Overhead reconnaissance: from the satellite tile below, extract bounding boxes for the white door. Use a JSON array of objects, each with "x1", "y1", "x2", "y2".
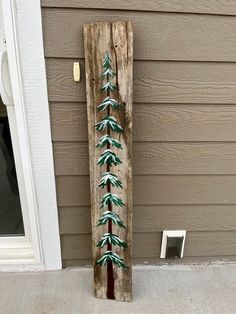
[
  {"x1": 0, "y1": 94, "x2": 25, "y2": 236},
  {"x1": 0, "y1": 1, "x2": 40, "y2": 267},
  {"x1": 0, "y1": 0, "x2": 61, "y2": 271},
  {"x1": 0, "y1": 5, "x2": 30, "y2": 238}
]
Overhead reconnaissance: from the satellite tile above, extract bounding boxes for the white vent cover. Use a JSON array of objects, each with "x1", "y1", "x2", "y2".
[{"x1": 160, "y1": 230, "x2": 186, "y2": 259}]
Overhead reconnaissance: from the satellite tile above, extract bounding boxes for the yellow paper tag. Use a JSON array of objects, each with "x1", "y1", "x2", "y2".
[{"x1": 73, "y1": 62, "x2": 80, "y2": 82}]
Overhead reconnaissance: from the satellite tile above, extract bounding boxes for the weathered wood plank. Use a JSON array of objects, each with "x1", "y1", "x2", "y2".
[
  {"x1": 83, "y1": 21, "x2": 133, "y2": 301},
  {"x1": 42, "y1": 8, "x2": 236, "y2": 61},
  {"x1": 41, "y1": 0, "x2": 236, "y2": 16},
  {"x1": 46, "y1": 59, "x2": 236, "y2": 104},
  {"x1": 53, "y1": 142, "x2": 236, "y2": 175},
  {"x1": 50, "y1": 103, "x2": 236, "y2": 142},
  {"x1": 56, "y1": 175, "x2": 236, "y2": 206},
  {"x1": 61, "y1": 231, "x2": 236, "y2": 260},
  {"x1": 59, "y1": 205, "x2": 236, "y2": 234}
]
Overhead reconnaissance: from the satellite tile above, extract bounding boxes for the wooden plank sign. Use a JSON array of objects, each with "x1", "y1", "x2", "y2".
[{"x1": 83, "y1": 21, "x2": 133, "y2": 301}]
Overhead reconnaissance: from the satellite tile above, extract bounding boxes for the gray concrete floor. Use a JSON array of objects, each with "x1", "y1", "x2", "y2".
[{"x1": 1, "y1": 264, "x2": 236, "y2": 314}]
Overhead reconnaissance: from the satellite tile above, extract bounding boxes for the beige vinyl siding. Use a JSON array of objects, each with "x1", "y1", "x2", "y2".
[
  {"x1": 56, "y1": 176, "x2": 236, "y2": 206},
  {"x1": 53, "y1": 142, "x2": 236, "y2": 175},
  {"x1": 41, "y1": 0, "x2": 236, "y2": 16},
  {"x1": 61, "y1": 232, "x2": 236, "y2": 260},
  {"x1": 42, "y1": 9, "x2": 236, "y2": 61},
  {"x1": 41, "y1": 1, "x2": 236, "y2": 266},
  {"x1": 50, "y1": 103, "x2": 236, "y2": 142},
  {"x1": 46, "y1": 59, "x2": 236, "y2": 103},
  {"x1": 59, "y1": 205, "x2": 236, "y2": 234}
]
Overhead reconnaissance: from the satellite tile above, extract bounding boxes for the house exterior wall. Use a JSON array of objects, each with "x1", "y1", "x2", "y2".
[{"x1": 41, "y1": 0, "x2": 236, "y2": 267}]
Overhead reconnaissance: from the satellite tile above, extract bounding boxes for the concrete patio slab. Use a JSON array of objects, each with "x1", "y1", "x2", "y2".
[{"x1": 1, "y1": 263, "x2": 236, "y2": 314}]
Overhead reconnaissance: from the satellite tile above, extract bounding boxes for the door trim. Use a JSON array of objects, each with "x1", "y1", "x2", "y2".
[{"x1": 0, "y1": 0, "x2": 61, "y2": 271}]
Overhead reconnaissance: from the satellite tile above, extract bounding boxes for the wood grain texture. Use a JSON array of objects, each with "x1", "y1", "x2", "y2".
[
  {"x1": 61, "y1": 231, "x2": 236, "y2": 260},
  {"x1": 56, "y1": 175, "x2": 236, "y2": 206},
  {"x1": 83, "y1": 21, "x2": 133, "y2": 301},
  {"x1": 59, "y1": 205, "x2": 236, "y2": 234},
  {"x1": 50, "y1": 103, "x2": 236, "y2": 142},
  {"x1": 54, "y1": 142, "x2": 236, "y2": 175},
  {"x1": 41, "y1": 0, "x2": 236, "y2": 16},
  {"x1": 42, "y1": 8, "x2": 236, "y2": 61},
  {"x1": 46, "y1": 59, "x2": 236, "y2": 104}
]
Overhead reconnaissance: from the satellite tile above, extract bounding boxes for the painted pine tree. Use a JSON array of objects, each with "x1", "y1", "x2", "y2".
[{"x1": 95, "y1": 51, "x2": 128, "y2": 299}]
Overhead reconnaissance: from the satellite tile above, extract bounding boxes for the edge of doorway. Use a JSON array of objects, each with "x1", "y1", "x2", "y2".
[{"x1": 0, "y1": 0, "x2": 62, "y2": 272}]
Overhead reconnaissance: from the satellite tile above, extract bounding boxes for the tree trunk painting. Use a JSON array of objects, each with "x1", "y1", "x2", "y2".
[{"x1": 83, "y1": 21, "x2": 133, "y2": 301}]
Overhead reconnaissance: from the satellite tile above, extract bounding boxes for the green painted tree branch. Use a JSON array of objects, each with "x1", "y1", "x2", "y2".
[
  {"x1": 96, "y1": 251, "x2": 128, "y2": 269},
  {"x1": 97, "y1": 211, "x2": 125, "y2": 228},
  {"x1": 98, "y1": 172, "x2": 123, "y2": 189},
  {"x1": 96, "y1": 135, "x2": 122, "y2": 149},
  {"x1": 95, "y1": 51, "x2": 128, "y2": 271},
  {"x1": 95, "y1": 116, "x2": 123, "y2": 133}
]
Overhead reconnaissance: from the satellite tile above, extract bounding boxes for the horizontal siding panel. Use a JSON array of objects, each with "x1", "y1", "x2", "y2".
[
  {"x1": 63, "y1": 259, "x2": 92, "y2": 267},
  {"x1": 54, "y1": 142, "x2": 236, "y2": 175},
  {"x1": 46, "y1": 59, "x2": 236, "y2": 103},
  {"x1": 41, "y1": 0, "x2": 236, "y2": 15},
  {"x1": 41, "y1": 0, "x2": 236, "y2": 16},
  {"x1": 56, "y1": 175, "x2": 236, "y2": 206},
  {"x1": 54, "y1": 142, "x2": 88, "y2": 176},
  {"x1": 61, "y1": 233, "x2": 161, "y2": 260},
  {"x1": 50, "y1": 103, "x2": 236, "y2": 142},
  {"x1": 42, "y1": 9, "x2": 236, "y2": 61},
  {"x1": 186, "y1": 232, "x2": 236, "y2": 257},
  {"x1": 63, "y1": 256, "x2": 236, "y2": 267},
  {"x1": 50, "y1": 103, "x2": 88, "y2": 142},
  {"x1": 61, "y1": 231, "x2": 236, "y2": 260},
  {"x1": 59, "y1": 205, "x2": 236, "y2": 234},
  {"x1": 61, "y1": 234, "x2": 92, "y2": 260},
  {"x1": 59, "y1": 207, "x2": 91, "y2": 234}
]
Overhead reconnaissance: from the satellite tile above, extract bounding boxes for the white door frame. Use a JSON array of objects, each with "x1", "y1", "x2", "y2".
[{"x1": 0, "y1": 0, "x2": 61, "y2": 271}]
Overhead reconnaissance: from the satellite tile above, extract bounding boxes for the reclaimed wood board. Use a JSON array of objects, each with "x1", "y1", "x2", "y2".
[{"x1": 83, "y1": 21, "x2": 133, "y2": 301}]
